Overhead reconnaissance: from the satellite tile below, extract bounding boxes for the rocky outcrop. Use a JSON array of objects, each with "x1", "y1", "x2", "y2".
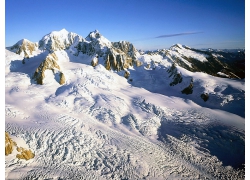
[
  {"x1": 124, "y1": 71, "x2": 130, "y2": 79},
  {"x1": 10, "y1": 39, "x2": 38, "y2": 58},
  {"x1": 33, "y1": 52, "x2": 61, "y2": 85},
  {"x1": 5, "y1": 132, "x2": 17, "y2": 155},
  {"x1": 59, "y1": 72, "x2": 66, "y2": 85},
  {"x1": 76, "y1": 41, "x2": 96, "y2": 56},
  {"x1": 181, "y1": 82, "x2": 194, "y2": 94},
  {"x1": 168, "y1": 63, "x2": 183, "y2": 86},
  {"x1": 201, "y1": 93, "x2": 209, "y2": 101},
  {"x1": 170, "y1": 73, "x2": 183, "y2": 86},
  {"x1": 5, "y1": 132, "x2": 35, "y2": 160},
  {"x1": 112, "y1": 41, "x2": 138, "y2": 61},
  {"x1": 134, "y1": 60, "x2": 143, "y2": 67},
  {"x1": 91, "y1": 57, "x2": 99, "y2": 67},
  {"x1": 16, "y1": 147, "x2": 35, "y2": 160},
  {"x1": 104, "y1": 49, "x2": 132, "y2": 71},
  {"x1": 75, "y1": 31, "x2": 139, "y2": 71},
  {"x1": 145, "y1": 64, "x2": 151, "y2": 69},
  {"x1": 84, "y1": 30, "x2": 112, "y2": 57}
]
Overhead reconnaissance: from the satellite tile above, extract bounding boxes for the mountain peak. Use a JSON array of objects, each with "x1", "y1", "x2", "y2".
[
  {"x1": 16, "y1": 38, "x2": 32, "y2": 45},
  {"x1": 59, "y1": 28, "x2": 68, "y2": 33},
  {"x1": 10, "y1": 38, "x2": 38, "y2": 57},
  {"x1": 39, "y1": 29, "x2": 83, "y2": 51},
  {"x1": 86, "y1": 30, "x2": 102, "y2": 41},
  {"x1": 93, "y1": 29, "x2": 99, "y2": 33},
  {"x1": 50, "y1": 28, "x2": 69, "y2": 36}
]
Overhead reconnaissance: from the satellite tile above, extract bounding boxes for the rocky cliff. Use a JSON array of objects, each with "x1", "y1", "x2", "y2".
[
  {"x1": 10, "y1": 39, "x2": 38, "y2": 58},
  {"x1": 5, "y1": 132, "x2": 35, "y2": 160},
  {"x1": 33, "y1": 52, "x2": 65, "y2": 85}
]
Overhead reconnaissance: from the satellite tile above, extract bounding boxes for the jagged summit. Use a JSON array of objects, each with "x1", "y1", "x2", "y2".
[
  {"x1": 85, "y1": 29, "x2": 112, "y2": 48},
  {"x1": 86, "y1": 29, "x2": 101, "y2": 40}
]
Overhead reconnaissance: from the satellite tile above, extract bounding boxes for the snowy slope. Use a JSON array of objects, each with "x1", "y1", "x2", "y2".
[{"x1": 5, "y1": 30, "x2": 245, "y2": 179}]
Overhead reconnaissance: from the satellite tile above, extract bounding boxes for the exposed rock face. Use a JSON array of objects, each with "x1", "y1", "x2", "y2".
[
  {"x1": 76, "y1": 41, "x2": 96, "y2": 56},
  {"x1": 112, "y1": 41, "x2": 138, "y2": 61},
  {"x1": 170, "y1": 73, "x2": 182, "y2": 86},
  {"x1": 168, "y1": 63, "x2": 183, "y2": 86},
  {"x1": 91, "y1": 57, "x2": 99, "y2": 67},
  {"x1": 104, "y1": 49, "x2": 132, "y2": 71},
  {"x1": 134, "y1": 60, "x2": 143, "y2": 67},
  {"x1": 201, "y1": 93, "x2": 209, "y2": 101},
  {"x1": 59, "y1": 72, "x2": 66, "y2": 85},
  {"x1": 5, "y1": 132, "x2": 35, "y2": 160},
  {"x1": 5, "y1": 132, "x2": 16, "y2": 156},
  {"x1": 39, "y1": 29, "x2": 84, "y2": 52},
  {"x1": 75, "y1": 31, "x2": 139, "y2": 71},
  {"x1": 84, "y1": 30, "x2": 112, "y2": 57},
  {"x1": 33, "y1": 52, "x2": 61, "y2": 85},
  {"x1": 124, "y1": 71, "x2": 130, "y2": 79},
  {"x1": 181, "y1": 82, "x2": 194, "y2": 94},
  {"x1": 10, "y1": 39, "x2": 38, "y2": 58},
  {"x1": 16, "y1": 147, "x2": 35, "y2": 160}
]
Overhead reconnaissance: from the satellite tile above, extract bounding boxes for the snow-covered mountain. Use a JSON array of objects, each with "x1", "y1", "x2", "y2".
[
  {"x1": 5, "y1": 29, "x2": 245, "y2": 179},
  {"x1": 8, "y1": 39, "x2": 38, "y2": 58},
  {"x1": 38, "y1": 28, "x2": 84, "y2": 52},
  {"x1": 142, "y1": 43, "x2": 245, "y2": 79}
]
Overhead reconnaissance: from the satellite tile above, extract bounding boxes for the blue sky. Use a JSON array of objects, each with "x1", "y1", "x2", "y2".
[{"x1": 5, "y1": 0, "x2": 245, "y2": 50}]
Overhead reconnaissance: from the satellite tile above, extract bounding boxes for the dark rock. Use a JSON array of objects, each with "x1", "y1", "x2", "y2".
[
  {"x1": 201, "y1": 93, "x2": 209, "y2": 101},
  {"x1": 181, "y1": 82, "x2": 193, "y2": 94}
]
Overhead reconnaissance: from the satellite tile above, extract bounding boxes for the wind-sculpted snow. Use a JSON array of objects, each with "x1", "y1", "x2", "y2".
[{"x1": 5, "y1": 30, "x2": 245, "y2": 179}]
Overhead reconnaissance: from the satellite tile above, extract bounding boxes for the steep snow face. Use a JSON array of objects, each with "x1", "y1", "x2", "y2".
[
  {"x1": 8, "y1": 39, "x2": 38, "y2": 58},
  {"x1": 39, "y1": 29, "x2": 84, "y2": 51}
]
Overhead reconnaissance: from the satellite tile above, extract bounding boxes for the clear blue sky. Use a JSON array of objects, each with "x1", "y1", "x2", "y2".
[{"x1": 5, "y1": 0, "x2": 245, "y2": 50}]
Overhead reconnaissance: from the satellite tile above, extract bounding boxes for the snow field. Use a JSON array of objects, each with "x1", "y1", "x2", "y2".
[{"x1": 5, "y1": 47, "x2": 245, "y2": 179}]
